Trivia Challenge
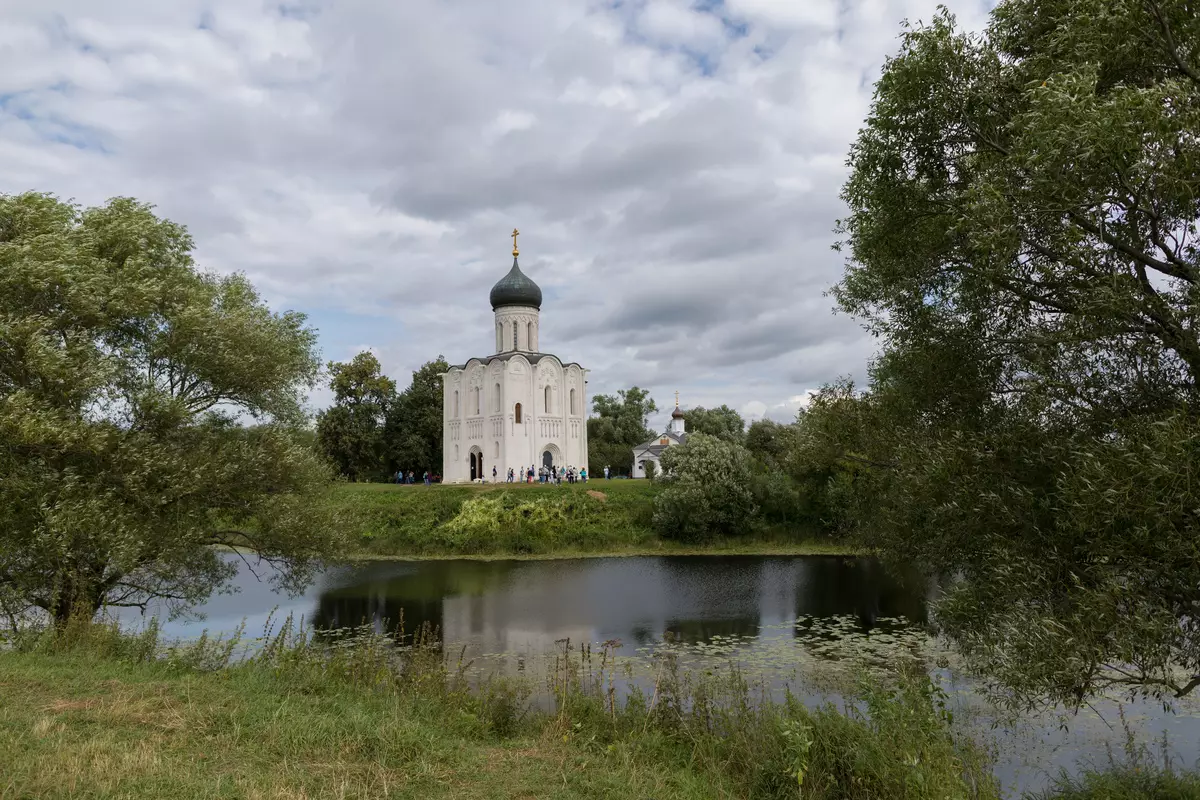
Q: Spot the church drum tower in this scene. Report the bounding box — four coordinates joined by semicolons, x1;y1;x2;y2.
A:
440;231;589;483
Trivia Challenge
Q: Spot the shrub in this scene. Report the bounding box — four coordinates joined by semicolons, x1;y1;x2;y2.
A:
436;492;599;552
751;470;806;525
653;434;758;541
1030;768;1200;800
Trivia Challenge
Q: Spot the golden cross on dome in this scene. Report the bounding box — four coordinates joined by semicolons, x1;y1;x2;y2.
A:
511;228;520;257
675;390;680;408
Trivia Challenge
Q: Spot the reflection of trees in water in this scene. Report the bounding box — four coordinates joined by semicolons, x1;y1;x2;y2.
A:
311;590;445;649
657;556;764;611
309;559;552;649
663;617;759;644
794;557;929;634
650;557;766;646
305;556;931;656
629;624;656;647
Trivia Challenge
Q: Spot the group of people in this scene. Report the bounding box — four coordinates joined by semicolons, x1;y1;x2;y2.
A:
496;464;587;484
395;464;615;485
395;470;434;486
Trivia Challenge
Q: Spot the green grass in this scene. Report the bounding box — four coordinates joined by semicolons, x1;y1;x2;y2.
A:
1030;768;1200;799
0;619;998;800
1027;724;1200;800
330;480;854;559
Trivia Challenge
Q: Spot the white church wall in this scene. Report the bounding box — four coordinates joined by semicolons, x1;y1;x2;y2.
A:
632;455;661;479
494;305;539;353
440;251;588;483
442;368;463;482
565;364;588;469
444;356;589;483
506;355;531;473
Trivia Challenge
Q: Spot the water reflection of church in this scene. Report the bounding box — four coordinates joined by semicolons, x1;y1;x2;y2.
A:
310;557;930;658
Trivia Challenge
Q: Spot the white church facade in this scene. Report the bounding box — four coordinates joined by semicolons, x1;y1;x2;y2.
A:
631;398;687;479
441;231;589;483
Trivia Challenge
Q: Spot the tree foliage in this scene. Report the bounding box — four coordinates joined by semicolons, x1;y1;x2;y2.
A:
385;356;450;476
587;386;657;476
830;0;1200;707
0;192;339;623
681;404;746;442
744;419;796;472
316;352;396;482
653;434;757;541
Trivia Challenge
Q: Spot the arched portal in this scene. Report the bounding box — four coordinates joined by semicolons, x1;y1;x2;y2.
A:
541;443;562;473
469;447;483;481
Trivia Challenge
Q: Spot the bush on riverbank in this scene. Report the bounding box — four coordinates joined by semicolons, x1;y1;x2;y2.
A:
335;480;657;555
329;480;837;557
1028;726;1200;800
1;618;999;800
653;433;759;542
1032;768;1200;799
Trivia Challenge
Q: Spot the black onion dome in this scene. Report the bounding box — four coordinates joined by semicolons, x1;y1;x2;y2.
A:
671;406;685;419
489;257;542;310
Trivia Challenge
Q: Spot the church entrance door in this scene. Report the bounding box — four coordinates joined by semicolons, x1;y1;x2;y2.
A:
470;451;482;481
542;450;554;473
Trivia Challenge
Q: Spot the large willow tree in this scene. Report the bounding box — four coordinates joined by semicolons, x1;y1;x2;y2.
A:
0;193;339;624
833;0;1200;708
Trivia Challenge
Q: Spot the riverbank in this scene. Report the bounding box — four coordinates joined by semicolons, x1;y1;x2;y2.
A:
330;480;855;559
0;621;995;800
4;623;1189;800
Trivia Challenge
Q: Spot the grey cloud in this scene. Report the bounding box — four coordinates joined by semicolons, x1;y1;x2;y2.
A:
0;0;994;424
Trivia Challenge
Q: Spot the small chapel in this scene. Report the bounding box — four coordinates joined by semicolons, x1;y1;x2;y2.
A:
631;393;687;479
440;231;589;483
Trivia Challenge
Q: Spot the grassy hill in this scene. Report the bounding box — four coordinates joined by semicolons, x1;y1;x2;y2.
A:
327;480;845;558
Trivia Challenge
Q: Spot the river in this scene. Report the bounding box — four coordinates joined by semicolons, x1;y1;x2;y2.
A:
113;553;1200;797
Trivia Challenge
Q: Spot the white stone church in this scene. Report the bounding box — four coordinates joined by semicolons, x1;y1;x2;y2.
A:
631;397;687;478
440;232;589;483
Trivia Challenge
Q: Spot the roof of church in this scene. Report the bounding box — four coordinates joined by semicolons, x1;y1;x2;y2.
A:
633;430;687;453
490;256;542;310
449;351;584;371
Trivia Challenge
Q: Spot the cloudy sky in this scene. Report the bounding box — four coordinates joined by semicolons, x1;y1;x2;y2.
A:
1;0;993;429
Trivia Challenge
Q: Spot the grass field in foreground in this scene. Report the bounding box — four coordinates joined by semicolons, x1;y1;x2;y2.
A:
0;622;995;800
330;479;856;559
0;650;700;800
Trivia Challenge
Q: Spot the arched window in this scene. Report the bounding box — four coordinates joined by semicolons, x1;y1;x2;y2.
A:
544;385;551;413
513;324;518;351
493;382;501;412
453;390;459;417
514;402;522;423
494;441;500;458
475;387;481;415
570;388;576;416
496;323;501;352
527;321;534;350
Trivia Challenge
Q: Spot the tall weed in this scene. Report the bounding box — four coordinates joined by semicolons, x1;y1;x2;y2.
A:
17;617;999;799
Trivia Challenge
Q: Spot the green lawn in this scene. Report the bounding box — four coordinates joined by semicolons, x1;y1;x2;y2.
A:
328;479;854;559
